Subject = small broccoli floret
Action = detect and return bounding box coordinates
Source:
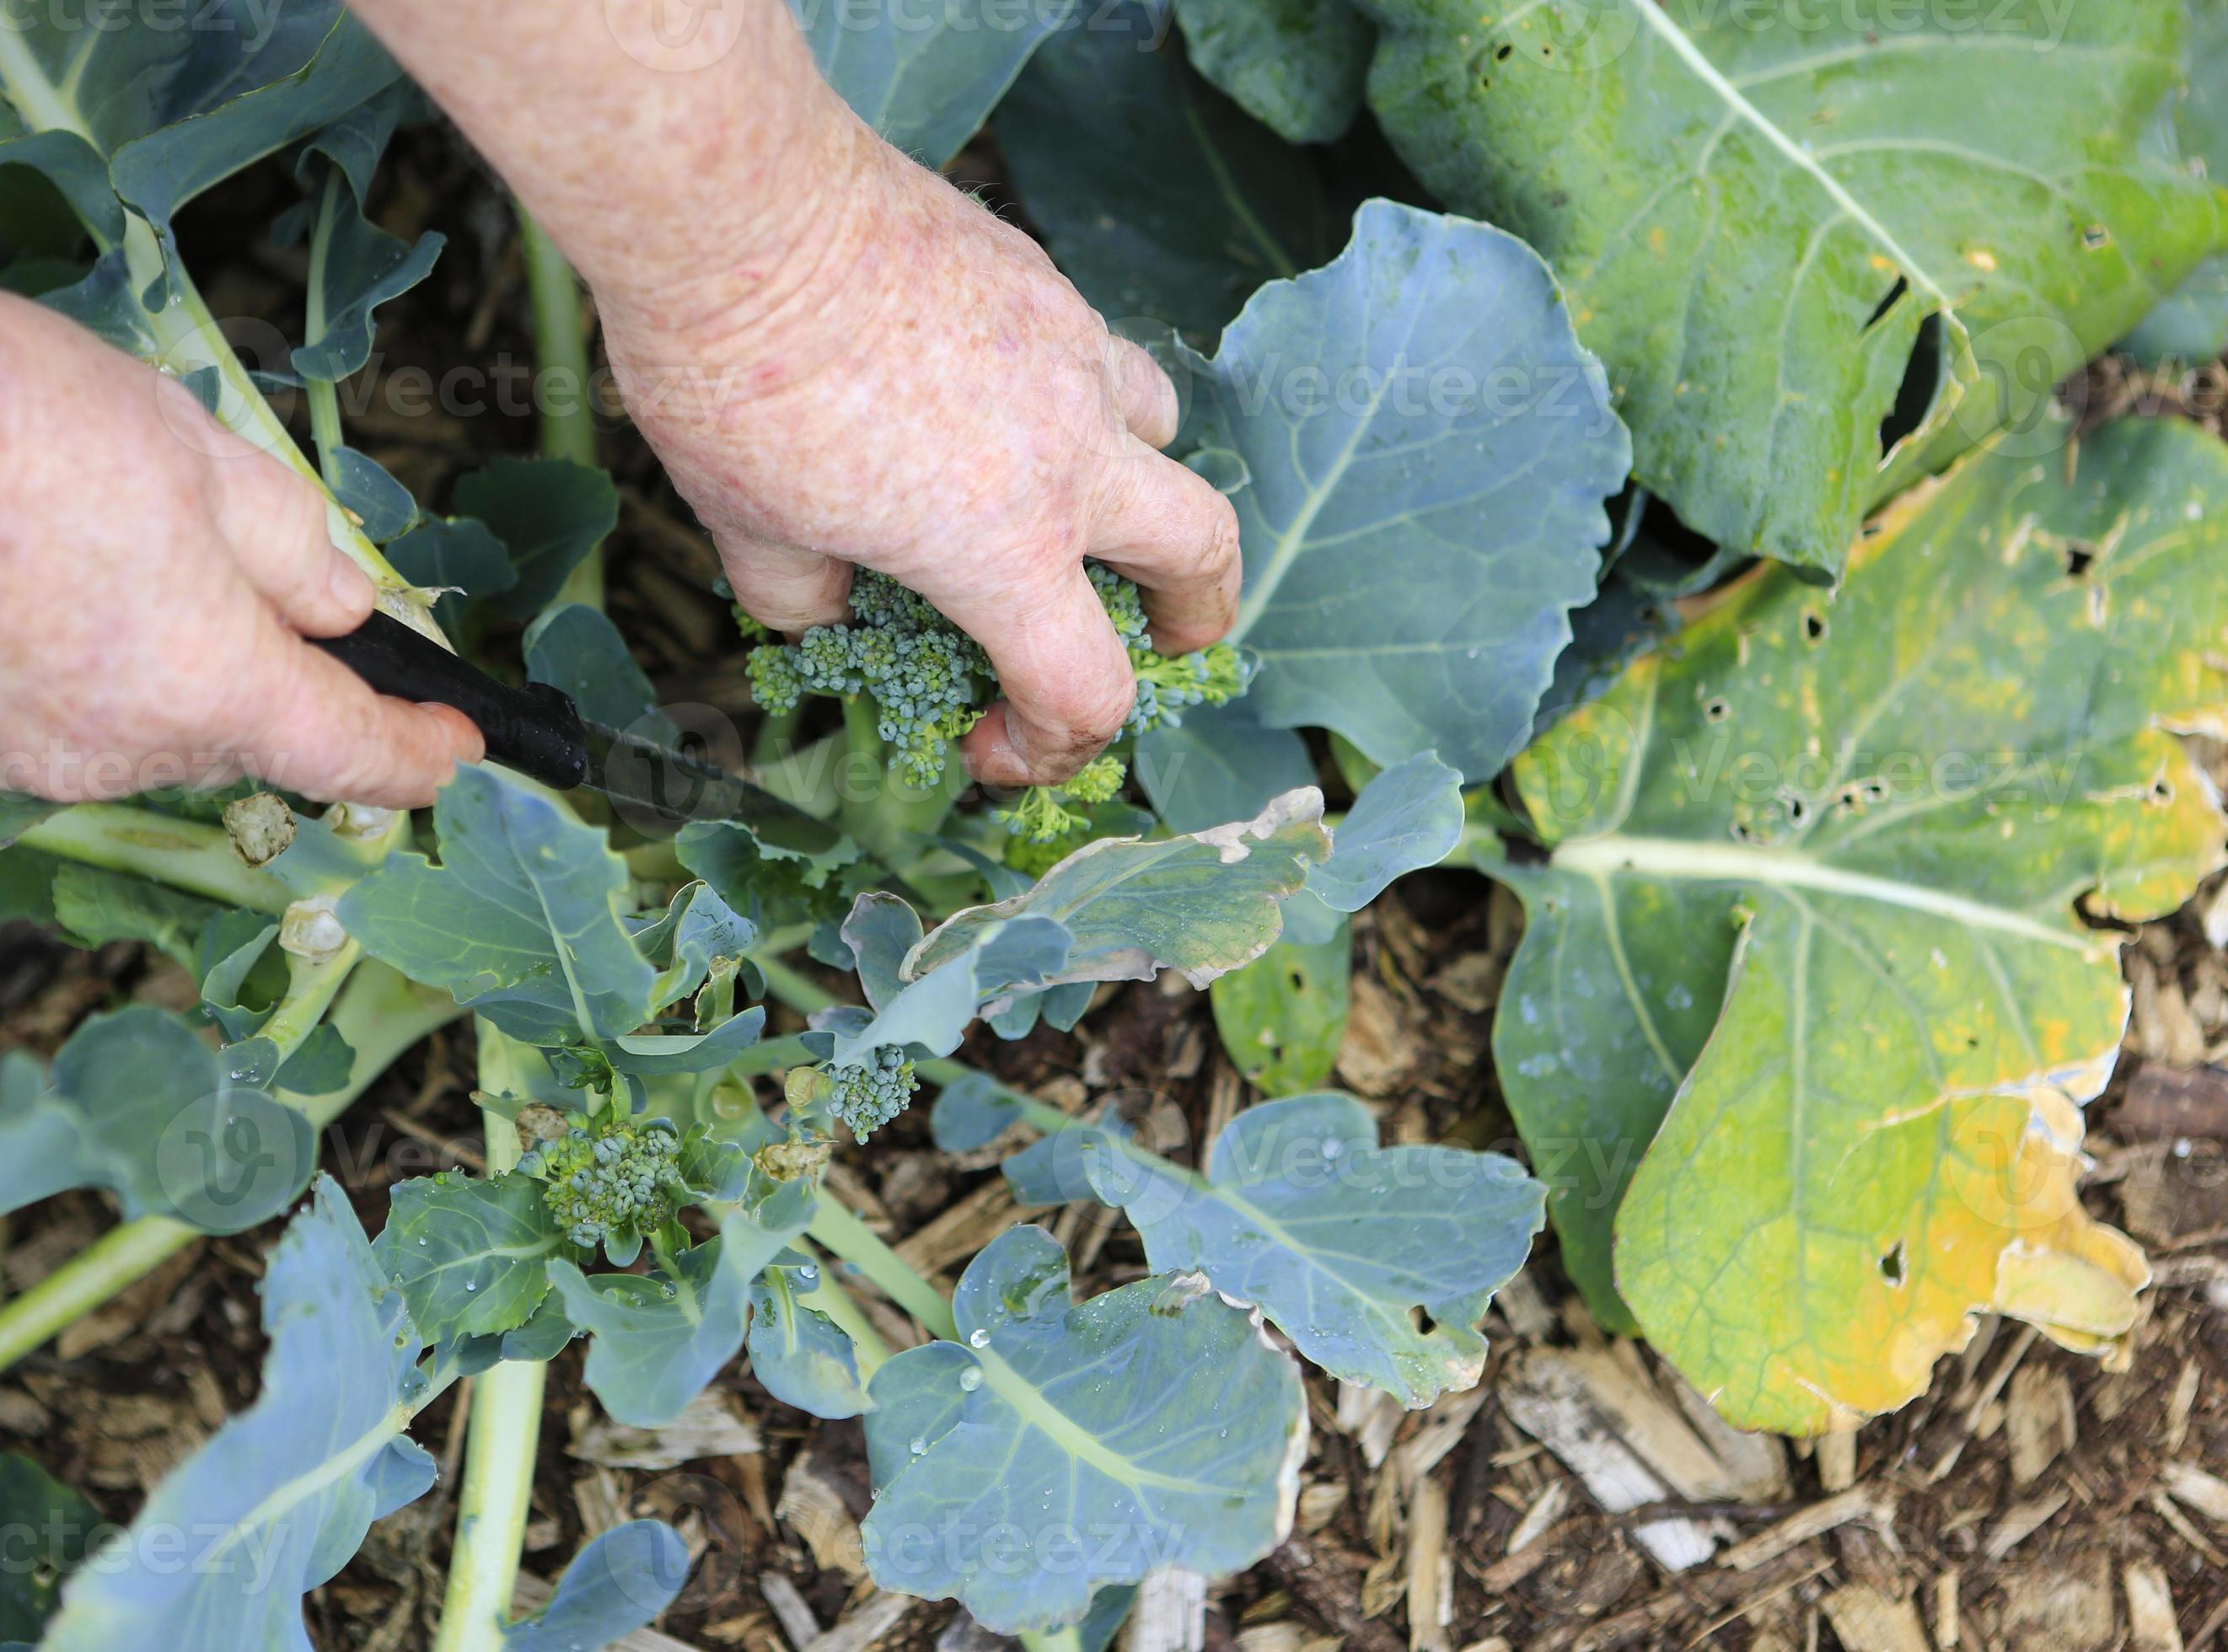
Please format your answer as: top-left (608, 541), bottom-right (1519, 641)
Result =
top-left (740, 566), bottom-right (1248, 802)
top-left (825, 1046), bottom-right (919, 1140)
top-left (518, 1117), bottom-right (685, 1252)
top-left (998, 753), bottom-right (1129, 845)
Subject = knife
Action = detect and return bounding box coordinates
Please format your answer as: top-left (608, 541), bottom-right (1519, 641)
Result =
top-left (312, 609), bottom-right (846, 856)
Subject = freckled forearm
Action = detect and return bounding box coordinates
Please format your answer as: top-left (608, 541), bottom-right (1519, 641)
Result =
top-left (345, 0), bottom-right (869, 300)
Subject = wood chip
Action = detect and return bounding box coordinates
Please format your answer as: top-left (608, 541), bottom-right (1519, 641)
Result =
top-left (1506, 1478), bottom-right (1571, 1555)
top-left (803, 1590), bottom-right (915, 1652)
top-left (2165, 1461), bottom-right (2228, 1524)
top-left (1124, 1569), bottom-right (1207, 1652)
top-left (2005, 1366), bottom-right (2077, 1486)
top-left (776, 1449), bottom-right (866, 1578)
top-left (572, 1392), bottom-right (761, 1471)
top-left (894, 1177), bottom-right (1020, 1276)
top-left (2166, 1358), bottom-right (2202, 1455)
top-left (1998, 1556), bottom-right (2117, 1652)
top-left (1393, 1388), bottom-right (1491, 1488)
top-left (760, 1571), bottom-right (823, 1652)
top-left (1715, 1485), bottom-right (1898, 1573)
top-left (2152, 1489), bottom-right (2228, 1569)
top-left (1819, 1585), bottom-right (1930, 1652)
top-left (1496, 1346), bottom-right (1715, 1570)
top-left (1982, 1489), bottom-right (2069, 1561)
top-left (1335, 1381), bottom-right (1402, 1469)
top-left (1933, 1572), bottom-right (1960, 1649)
top-left (2115, 1063), bottom-right (2228, 1140)
top-left (2125, 1562), bottom-right (2187, 1652)
top-left (1815, 1430), bottom-right (1857, 1493)
top-left (1405, 1478), bottom-right (1452, 1652)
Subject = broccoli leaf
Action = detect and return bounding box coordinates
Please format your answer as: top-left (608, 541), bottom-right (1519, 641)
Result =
top-left (0, 1006), bottom-right (314, 1233)
top-left (0, 1453), bottom-right (98, 1643)
top-left (1358, 0), bottom-right (2226, 573)
top-left (1000, 0), bottom-right (1339, 338)
top-left (796, 0), bottom-right (1078, 168)
top-left (325, 446), bottom-right (417, 540)
top-left (747, 1256), bottom-right (871, 1419)
top-left (1174, 0), bottom-right (1374, 144)
top-left (1135, 696), bottom-right (1318, 835)
top-left (454, 457), bottom-right (620, 621)
top-left (289, 160), bottom-right (443, 384)
top-left (1498, 416), bottom-right (2224, 1432)
top-left (862, 1227), bottom-right (1306, 1633)
top-left (550, 1199), bottom-right (811, 1427)
top-left (502, 1521), bottom-right (691, 1650)
top-left (49, 862), bottom-right (222, 967)
top-left (1308, 750), bottom-right (1465, 912)
top-left (340, 767), bottom-right (656, 1044)
top-left (373, 1171), bottom-right (564, 1344)
top-left (906, 788), bottom-right (1332, 996)
top-left (525, 603), bottom-right (682, 747)
top-left (1013, 1095), bottom-right (1543, 1406)
top-left (1184, 200), bottom-right (1630, 780)
top-left (830, 914), bottom-right (1071, 1065)
top-left (39, 1180), bottom-right (436, 1650)
top-left (2123, 0), bottom-right (2228, 364)
top-left (384, 514), bottom-right (518, 634)
top-left (1210, 925), bottom-right (1352, 1095)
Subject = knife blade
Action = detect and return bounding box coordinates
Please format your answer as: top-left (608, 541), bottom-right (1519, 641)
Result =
top-left (311, 608), bottom-right (846, 854)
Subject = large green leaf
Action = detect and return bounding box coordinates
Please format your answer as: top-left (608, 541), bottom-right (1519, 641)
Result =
top-left (289, 159), bottom-right (443, 384)
top-left (1179, 199), bottom-right (1630, 779)
top-left (795, 0), bottom-right (1077, 168)
top-left (373, 1171), bottom-right (563, 1344)
top-left (454, 458), bottom-right (620, 622)
top-left (999, 0), bottom-right (1339, 338)
top-left (1174, 0), bottom-right (1373, 144)
top-left (2123, 0), bottom-right (2228, 363)
top-left (525, 603), bottom-right (681, 746)
top-left (550, 1199), bottom-right (809, 1428)
top-left (1495, 416), bottom-right (2222, 1433)
top-left (747, 1254), bottom-right (870, 1419)
top-left (1211, 925), bottom-right (1351, 1094)
top-left (339, 766), bottom-right (656, 1044)
top-left (861, 1227), bottom-right (1306, 1633)
top-left (907, 788), bottom-right (1331, 991)
top-left (0, 1006), bottom-right (314, 1233)
top-left (0, 1454), bottom-right (97, 1643)
top-left (40, 1181), bottom-right (437, 1650)
top-left (1012, 1094), bottom-right (1542, 1405)
top-left (1360, 0), bottom-right (2228, 574)
top-left (503, 1522), bottom-right (690, 1651)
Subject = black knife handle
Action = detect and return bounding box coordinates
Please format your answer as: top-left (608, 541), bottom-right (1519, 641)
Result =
top-left (312, 609), bottom-right (590, 791)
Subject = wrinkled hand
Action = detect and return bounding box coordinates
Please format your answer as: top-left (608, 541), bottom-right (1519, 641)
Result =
top-left (0, 294), bottom-right (483, 806)
top-left (594, 131), bottom-right (1242, 788)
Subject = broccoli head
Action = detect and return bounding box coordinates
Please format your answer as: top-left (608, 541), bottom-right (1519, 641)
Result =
top-left (518, 1116), bottom-right (685, 1252)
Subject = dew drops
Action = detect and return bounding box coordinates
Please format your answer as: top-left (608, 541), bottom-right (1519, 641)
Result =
top-left (969, 1328), bottom-right (991, 1348)
top-left (464, 1281), bottom-right (477, 1292)
top-left (959, 1367), bottom-right (983, 1392)
top-left (1321, 1138), bottom-right (1344, 1161)
top-left (797, 1264), bottom-right (818, 1285)
top-left (909, 1436), bottom-right (927, 1456)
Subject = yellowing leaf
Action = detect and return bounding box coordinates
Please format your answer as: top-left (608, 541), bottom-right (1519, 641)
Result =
top-left (1491, 416), bottom-right (2227, 1434)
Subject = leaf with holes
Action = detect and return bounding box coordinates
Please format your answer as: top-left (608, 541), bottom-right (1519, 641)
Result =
top-left (1359, 0), bottom-right (2228, 573)
top-left (1211, 926), bottom-right (1352, 1095)
top-left (1492, 416), bottom-right (2224, 1432)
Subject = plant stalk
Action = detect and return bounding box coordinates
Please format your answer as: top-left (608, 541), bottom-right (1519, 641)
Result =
top-left (432, 1025), bottom-right (550, 1652)
top-left (0, 965), bottom-right (463, 1370)
top-left (17, 805), bottom-right (292, 912)
top-left (804, 1197), bottom-right (957, 1343)
top-left (303, 166), bottom-right (348, 487)
top-left (517, 203), bottom-right (604, 610)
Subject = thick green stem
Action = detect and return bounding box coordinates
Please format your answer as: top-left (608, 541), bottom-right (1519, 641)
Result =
top-left (518, 203), bottom-right (604, 610)
top-left (18, 805), bottom-right (291, 911)
top-left (432, 1026), bottom-right (549, 1652)
top-left (303, 167), bottom-right (347, 487)
top-left (1022, 1631), bottom-right (1084, 1652)
top-left (0, 965), bottom-right (463, 1370)
top-left (806, 1197), bottom-right (956, 1342)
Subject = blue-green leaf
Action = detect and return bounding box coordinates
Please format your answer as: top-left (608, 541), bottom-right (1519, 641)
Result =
top-left (50, 861), bottom-right (220, 967)
top-left (1174, 0), bottom-right (1373, 145)
top-left (1308, 750), bottom-right (1464, 912)
top-left (0, 1453), bottom-right (98, 1643)
top-left (373, 1171), bottom-right (563, 1344)
top-left (40, 1180), bottom-right (436, 1650)
top-left (384, 514), bottom-right (518, 634)
top-left (340, 767), bottom-right (656, 1044)
top-left (325, 446), bottom-right (418, 540)
top-left (797, 0), bottom-right (1080, 167)
top-left (454, 457), bottom-right (620, 620)
top-left (928, 1070), bottom-right (1032, 1152)
top-left (2123, 0), bottom-right (2228, 364)
top-left (862, 1227), bottom-right (1305, 1633)
top-left (0, 1006), bottom-right (314, 1233)
top-left (1209, 925), bottom-right (1351, 1095)
top-left (502, 1522), bottom-right (690, 1650)
top-left (292, 164), bottom-right (443, 384)
top-left (550, 1200), bottom-right (810, 1427)
top-left (1063, 1093), bottom-right (1544, 1405)
top-left (1189, 200), bottom-right (1630, 780)
top-left (907, 789), bottom-right (1330, 995)
top-left (748, 1256), bottom-right (870, 1419)
top-left (830, 915), bottom-right (1071, 1065)
top-left (526, 603), bottom-right (681, 747)
top-left (999, 0), bottom-right (1339, 338)
top-left (1135, 696), bottom-right (1317, 835)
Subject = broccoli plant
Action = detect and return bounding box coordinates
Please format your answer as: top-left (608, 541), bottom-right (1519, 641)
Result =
top-left (4, 0), bottom-right (2227, 1647)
